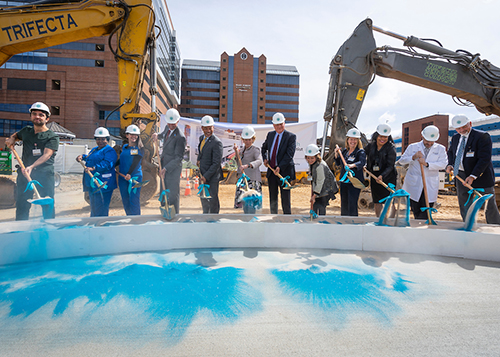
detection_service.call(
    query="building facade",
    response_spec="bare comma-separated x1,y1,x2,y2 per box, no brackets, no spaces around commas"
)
0,0,180,139
180,48,299,124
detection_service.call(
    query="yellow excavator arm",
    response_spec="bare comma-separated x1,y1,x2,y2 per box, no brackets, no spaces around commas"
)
0,0,157,129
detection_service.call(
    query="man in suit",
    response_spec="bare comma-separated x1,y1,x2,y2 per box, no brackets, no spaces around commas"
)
445,114,500,224
262,112,296,214
197,115,223,213
152,108,186,214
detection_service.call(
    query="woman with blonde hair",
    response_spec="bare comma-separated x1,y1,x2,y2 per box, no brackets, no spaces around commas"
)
334,128,366,216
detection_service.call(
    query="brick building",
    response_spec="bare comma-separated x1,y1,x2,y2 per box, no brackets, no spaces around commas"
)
180,48,299,124
401,114,449,152
0,0,180,139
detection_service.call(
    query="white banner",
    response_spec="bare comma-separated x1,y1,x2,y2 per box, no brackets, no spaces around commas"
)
159,117,317,172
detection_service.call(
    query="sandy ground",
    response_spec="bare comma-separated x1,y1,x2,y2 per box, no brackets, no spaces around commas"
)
0,173,477,224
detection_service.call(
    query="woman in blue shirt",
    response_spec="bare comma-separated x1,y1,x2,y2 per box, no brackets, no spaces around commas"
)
117,124,144,215
76,127,117,217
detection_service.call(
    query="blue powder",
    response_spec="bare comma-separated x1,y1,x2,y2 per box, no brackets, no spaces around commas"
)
0,256,263,342
271,265,413,327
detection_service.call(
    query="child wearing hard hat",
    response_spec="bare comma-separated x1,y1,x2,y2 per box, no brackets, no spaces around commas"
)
305,144,338,215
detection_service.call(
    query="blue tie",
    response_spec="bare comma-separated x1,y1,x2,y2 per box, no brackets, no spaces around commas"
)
453,137,466,176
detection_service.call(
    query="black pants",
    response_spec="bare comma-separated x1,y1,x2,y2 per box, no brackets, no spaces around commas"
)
16,168,55,220
313,195,329,215
340,183,360,216
267,172,291,214
410,190,434,220
201,178,220,214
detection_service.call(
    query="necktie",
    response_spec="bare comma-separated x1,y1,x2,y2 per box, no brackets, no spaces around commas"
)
166,130,171,140
423,147,430,159
200,137,206,152
270,134,279,168
453,137,466,176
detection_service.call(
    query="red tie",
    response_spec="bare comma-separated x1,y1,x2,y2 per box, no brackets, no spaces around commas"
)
271,134,279,168
166,130,171,140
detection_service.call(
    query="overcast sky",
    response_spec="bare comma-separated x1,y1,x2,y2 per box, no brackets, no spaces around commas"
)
167,0,500,138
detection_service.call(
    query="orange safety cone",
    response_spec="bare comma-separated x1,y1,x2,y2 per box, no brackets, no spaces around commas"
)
193,176,199,190
184,177,191,196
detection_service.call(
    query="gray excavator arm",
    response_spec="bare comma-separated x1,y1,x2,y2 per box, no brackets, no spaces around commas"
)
323,18,500,157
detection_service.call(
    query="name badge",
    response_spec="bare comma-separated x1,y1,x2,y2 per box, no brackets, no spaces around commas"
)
131,149,138,155
102,173,112,178
466,151,475,158
373,165,380,171
347,157,355,162
32,149,42,156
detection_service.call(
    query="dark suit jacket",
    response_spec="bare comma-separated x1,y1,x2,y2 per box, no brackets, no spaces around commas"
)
447,128,496,188
261,130,296,179
159,126,186,174
197,134,223,182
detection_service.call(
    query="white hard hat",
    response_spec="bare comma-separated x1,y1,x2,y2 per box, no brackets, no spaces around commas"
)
452,115,471,129
346,128,361,138
305,144,320,156
201,115,215,127
29,102,50,116
126,124,140,135
94,127,110,138
241,126,256,139
376,123,391,136
165,108,180,124
272,112,286,124
421,125,440,141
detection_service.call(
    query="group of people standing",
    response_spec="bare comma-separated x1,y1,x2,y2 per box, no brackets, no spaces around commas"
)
7,103,500,225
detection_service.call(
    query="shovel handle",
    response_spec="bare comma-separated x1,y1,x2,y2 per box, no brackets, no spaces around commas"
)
10,146,42,199
335,145,349,168
455,174,483,197
419,162,433,222
363,167,394,193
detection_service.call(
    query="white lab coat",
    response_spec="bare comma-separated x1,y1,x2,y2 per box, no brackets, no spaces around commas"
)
398,141,448,202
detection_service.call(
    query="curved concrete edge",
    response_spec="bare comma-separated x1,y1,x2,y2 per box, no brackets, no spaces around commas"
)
0,214,499,266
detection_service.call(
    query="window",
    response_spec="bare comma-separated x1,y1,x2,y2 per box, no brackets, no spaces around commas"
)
0,119,32,137
222,86,226,90
222,77,226,81
222,104,225,108
51,106,60,116
222,68,226,71
260,88,263,92
260,79,264,83
222,95,226,99
221,113,225,117
52,80,61,90
95,60,104,67
95,44,105,51
7,78,46,91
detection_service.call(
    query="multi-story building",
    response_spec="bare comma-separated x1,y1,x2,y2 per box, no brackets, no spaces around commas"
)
0,0,180,139
180,48,299,124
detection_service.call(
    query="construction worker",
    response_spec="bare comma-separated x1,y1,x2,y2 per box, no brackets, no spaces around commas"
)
152,108,186,214
76,127,117,217
5,102,59,220
117,124,144,215
196,115,223,213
